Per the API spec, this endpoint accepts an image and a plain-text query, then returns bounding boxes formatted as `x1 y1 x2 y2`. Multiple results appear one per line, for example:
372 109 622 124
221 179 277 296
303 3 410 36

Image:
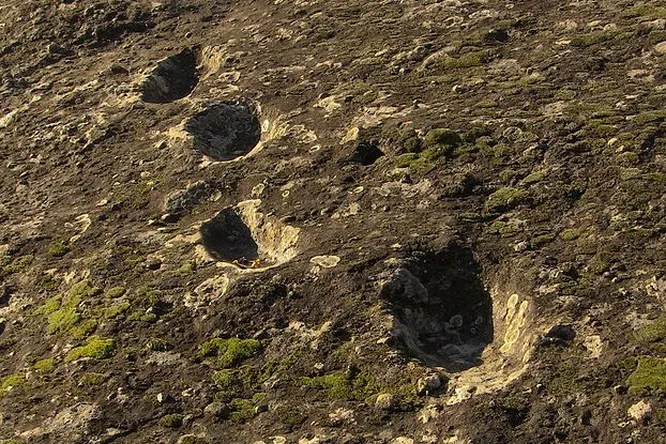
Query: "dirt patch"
381 246 493 372
185 99 261 161
141 48 199 103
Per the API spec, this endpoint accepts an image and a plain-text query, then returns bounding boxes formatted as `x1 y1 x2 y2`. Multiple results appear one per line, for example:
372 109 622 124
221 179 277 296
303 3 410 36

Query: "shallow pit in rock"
381 246 493 372
200 209 259 264
0 284 12 308
199 200 299 269
346 140 384 166
185 100 261 161
141 48 199 103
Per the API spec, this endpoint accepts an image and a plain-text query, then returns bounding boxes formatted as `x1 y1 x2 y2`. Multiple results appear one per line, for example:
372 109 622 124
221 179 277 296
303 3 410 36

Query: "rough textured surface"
2 0 666 443
184 100 261 161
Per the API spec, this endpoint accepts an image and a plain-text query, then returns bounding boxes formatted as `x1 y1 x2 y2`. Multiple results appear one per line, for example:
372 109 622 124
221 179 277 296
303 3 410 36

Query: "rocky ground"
2 0 666 443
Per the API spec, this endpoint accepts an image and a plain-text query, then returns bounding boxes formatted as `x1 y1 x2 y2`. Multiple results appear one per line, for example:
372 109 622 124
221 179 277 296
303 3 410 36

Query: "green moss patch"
622 5 666 20
41 280 101 335
179 261 196 274
105 287 126 299
300 369 376 401
33 357 56 374
69 319 99 339
134 286 163 307
70 280 104 299
45 302 81 335
485 187 530 213
560 228 583 241
230 398 255 422
3 255 33 273
633 110 666 126
395 152 420 167
199 338 262 368
635 318 666 343
395 150 442 174
213 369 242 395
530 233 556 249
0 373 25 396
627 356 666 395
424 128 462 151
103 302 130 319
229 396 263 423
79 372 107 386
570 30 618 48
521 169 548 185
39 280 132 336
65 336 115 362
462 125 492 144
433 50 492 70
212 367 257 402
392 128 476 174
47 239 71 258
159 413 184 428
212 358 294 403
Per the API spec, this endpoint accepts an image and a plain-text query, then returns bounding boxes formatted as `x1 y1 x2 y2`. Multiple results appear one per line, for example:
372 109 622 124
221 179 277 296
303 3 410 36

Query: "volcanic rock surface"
1 1 666 443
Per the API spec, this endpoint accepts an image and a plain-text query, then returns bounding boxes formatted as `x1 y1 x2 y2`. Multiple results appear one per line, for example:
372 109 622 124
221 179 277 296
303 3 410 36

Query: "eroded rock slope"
2 1 666 443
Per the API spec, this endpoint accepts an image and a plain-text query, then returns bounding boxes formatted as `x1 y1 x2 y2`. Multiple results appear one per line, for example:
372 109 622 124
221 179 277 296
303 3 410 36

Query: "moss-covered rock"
65 336 115 362
159 413 184 428
199 338 262 368
485 187 530 213
0 373 25 396
431 50 492 70
530 233 556 249
3 255 33 273
300 369 376 401
627 356 666 395
635 319 666 343
42 280 101 335
46 303 81 335
570 29 619 48
179 261 196 274
228 398 255 422
105 287 127 299
33 357 56 374
69 319 99 339
47 239 71 257
103 302 130 319
79 372 107 386
424 128 462 152
559 228 583 241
